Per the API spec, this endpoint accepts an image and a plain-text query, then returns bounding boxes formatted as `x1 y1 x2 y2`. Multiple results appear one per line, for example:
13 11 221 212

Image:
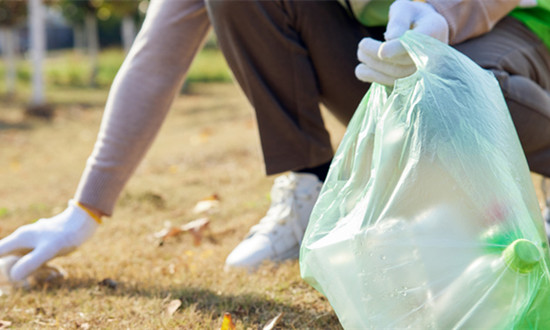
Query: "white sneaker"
225 172 323 270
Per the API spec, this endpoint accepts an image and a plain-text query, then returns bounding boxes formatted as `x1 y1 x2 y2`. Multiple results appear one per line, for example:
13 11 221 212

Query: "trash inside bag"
300 31 550 329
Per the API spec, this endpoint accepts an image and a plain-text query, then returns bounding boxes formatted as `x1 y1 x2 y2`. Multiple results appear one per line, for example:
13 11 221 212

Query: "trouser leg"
454 17 550 177
206 0 382 175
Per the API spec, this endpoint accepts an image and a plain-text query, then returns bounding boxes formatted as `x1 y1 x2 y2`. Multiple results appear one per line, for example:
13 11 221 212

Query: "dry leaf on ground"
159 227 184 241
29 264 67 287
1 256 66 294
156 218 211 246
181 217 210 246
193 194 220 214
262 312 284 330
190 127 214 145
0 320 12 328
153 221 176 238
220 312 236 330
164 299 182 317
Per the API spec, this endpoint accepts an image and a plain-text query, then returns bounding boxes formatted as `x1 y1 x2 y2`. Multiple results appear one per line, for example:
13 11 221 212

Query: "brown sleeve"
74 0 211 216
426 0 520 44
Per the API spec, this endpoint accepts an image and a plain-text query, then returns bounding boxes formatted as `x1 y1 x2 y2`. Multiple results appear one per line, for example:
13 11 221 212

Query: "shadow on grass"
36 276 341 328
0 120 31 131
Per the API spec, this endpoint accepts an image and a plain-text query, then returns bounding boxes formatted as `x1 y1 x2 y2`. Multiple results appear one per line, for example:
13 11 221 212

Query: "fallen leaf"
190 128 214 145
0 320 12 328
262 312 284 330
164 299 182 317
200 127 213 138
29 264 67 287
205 194 220 201
193 195 220 214
220 312 236 330
181 218 210 246
192 200 219 214
157 218 211 246
180 217 210 231
1 256 66 293
153 221 174 238
161 227 184 240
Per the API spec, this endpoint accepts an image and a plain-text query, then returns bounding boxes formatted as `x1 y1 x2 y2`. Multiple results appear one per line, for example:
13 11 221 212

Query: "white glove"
356 0 449 85
0 200 98 282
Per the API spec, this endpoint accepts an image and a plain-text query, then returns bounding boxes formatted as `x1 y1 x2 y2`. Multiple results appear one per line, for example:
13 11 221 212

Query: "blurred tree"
0 0 26 96
59 0 101 86
58 0 86 50
29 0 45 106
25 0 56 119
103 0 143 53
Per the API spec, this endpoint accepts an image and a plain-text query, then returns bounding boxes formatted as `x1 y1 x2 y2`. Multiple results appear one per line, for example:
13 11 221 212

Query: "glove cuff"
74 201 102 224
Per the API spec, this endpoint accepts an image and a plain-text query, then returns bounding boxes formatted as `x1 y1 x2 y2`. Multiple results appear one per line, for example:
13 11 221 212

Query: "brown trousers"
206 1 550 177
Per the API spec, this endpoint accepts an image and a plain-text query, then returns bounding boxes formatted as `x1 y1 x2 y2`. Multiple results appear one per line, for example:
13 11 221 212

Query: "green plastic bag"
300 31 550 329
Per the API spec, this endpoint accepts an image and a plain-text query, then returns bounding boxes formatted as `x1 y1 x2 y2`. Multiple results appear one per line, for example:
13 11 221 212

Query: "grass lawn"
0 47 346 328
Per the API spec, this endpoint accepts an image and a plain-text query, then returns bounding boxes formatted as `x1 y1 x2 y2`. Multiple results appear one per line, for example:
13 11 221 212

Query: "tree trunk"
121 15 136 54
0 27 17 96
85 11 99 87
29 0 46 105
73 24 85 51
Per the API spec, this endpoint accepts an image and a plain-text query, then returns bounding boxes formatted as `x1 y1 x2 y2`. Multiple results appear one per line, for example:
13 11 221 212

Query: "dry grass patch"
0 82 344 329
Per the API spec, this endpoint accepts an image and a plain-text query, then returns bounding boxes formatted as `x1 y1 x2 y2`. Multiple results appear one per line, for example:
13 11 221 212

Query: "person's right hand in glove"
0 200 100 283
355 0 449 85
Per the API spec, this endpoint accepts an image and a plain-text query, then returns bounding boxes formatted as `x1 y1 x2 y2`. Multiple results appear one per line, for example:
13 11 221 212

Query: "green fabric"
337 0 550 51
509 3 550 50
351 0 392 26
338 0 391 27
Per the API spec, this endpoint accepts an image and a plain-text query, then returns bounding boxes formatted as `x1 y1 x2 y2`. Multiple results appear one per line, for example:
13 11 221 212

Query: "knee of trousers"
484 66 539 106
486 67 511 94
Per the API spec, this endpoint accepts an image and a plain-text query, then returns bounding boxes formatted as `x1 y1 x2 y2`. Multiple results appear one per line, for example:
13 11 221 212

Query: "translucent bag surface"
300 31 550 329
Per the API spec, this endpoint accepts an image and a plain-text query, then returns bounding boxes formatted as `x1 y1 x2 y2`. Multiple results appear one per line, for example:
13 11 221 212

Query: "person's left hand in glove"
0 200 100 285
355 0 449 85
